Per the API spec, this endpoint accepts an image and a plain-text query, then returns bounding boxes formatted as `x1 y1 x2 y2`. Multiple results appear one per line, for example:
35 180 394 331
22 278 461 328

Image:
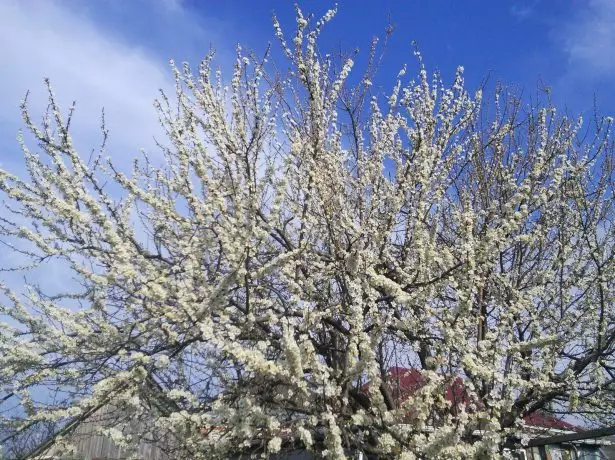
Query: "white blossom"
0 7 613 460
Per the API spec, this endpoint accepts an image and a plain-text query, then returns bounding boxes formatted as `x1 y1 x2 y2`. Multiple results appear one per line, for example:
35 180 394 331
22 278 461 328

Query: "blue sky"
1 0 614 161
1 0 613 290
0 0 611 422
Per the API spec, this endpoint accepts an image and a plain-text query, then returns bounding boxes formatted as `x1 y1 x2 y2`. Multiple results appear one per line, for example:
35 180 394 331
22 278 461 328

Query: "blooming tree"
1 7 614 460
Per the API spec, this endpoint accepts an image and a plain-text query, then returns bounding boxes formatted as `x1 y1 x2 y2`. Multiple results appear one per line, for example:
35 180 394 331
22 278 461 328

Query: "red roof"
386 367 472 408
523 411 577 431
380 367 577 431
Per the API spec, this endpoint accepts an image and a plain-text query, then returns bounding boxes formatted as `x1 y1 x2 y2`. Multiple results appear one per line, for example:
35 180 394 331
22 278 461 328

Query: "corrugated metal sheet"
34 404 170 460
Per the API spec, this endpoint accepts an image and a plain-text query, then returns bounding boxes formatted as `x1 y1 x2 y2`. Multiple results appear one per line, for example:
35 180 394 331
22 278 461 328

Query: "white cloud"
510 2 537 21
557 0 615 78
0 0 228 295
0 0 181 163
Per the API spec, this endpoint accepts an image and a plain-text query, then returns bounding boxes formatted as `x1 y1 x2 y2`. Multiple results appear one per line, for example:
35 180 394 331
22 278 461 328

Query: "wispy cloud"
0 0 223 162
556 0 615 79
0 0 228 295
510 2 538 21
